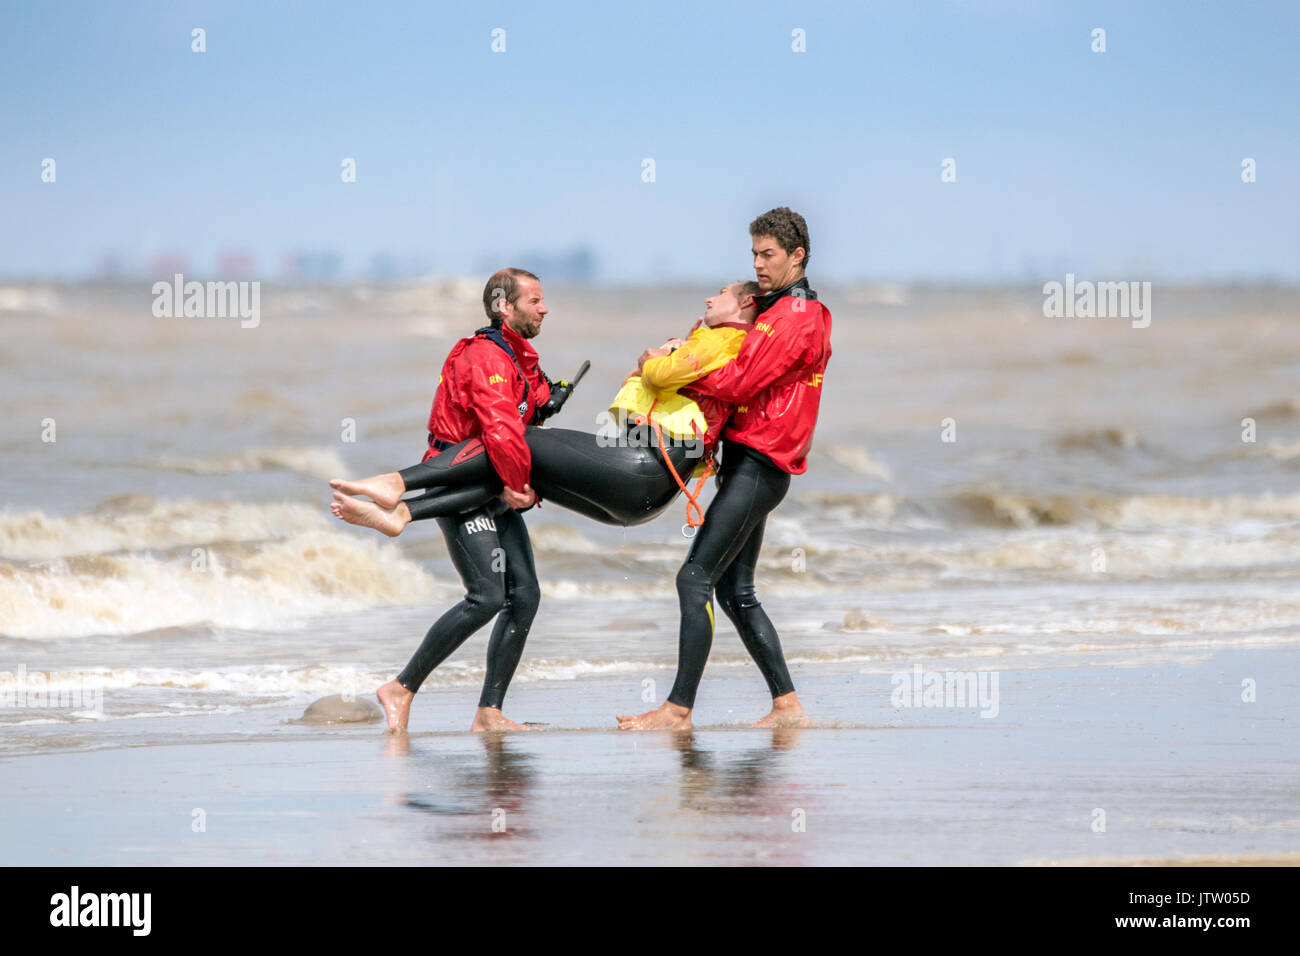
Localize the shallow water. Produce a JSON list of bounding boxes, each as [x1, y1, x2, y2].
[[1, 281, 1299, 738], [2, 649, 1297, 865]]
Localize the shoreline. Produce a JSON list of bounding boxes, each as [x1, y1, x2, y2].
[[3, 646, 1297, 865]]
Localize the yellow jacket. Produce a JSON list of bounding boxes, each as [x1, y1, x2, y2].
[[640, 323, 748, 392], [608, 323, 748, 455]]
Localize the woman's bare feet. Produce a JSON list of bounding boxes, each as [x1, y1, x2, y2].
[[331, 492, 411, 537], [753, 691, 811, 728], [471, 707, 538, 732], [377, 679, 415, 734], [329, 472, 406, 510], [616, 700, 693, 731]]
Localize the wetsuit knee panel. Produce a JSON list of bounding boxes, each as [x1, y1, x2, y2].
[[675, 560, 712, 600], [506, 579, 541, 620], [718, 582, 760, 613], [465, 573, 508, 612]]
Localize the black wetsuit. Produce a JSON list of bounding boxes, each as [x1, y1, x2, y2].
[[395, 497, 539, 706], [398, 426, 699, 526], [666, 441, 795, 708], [396, 426, 796, 709]]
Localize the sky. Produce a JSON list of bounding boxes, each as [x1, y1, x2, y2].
[[1, 0, 1297, 282]]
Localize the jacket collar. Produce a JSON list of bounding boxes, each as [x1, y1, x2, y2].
[[488, 319, 537, 358], [754, 276, 817, 315]]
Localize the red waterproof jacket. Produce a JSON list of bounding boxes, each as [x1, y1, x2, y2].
[[422, 322, 551, 493], [692, 278, 832, 474]]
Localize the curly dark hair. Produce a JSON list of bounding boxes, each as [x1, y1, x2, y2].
[[749, 207, 810, 271], [482, 268, 540, 323]]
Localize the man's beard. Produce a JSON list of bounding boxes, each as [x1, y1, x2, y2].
[[507, 314, 541, 339]]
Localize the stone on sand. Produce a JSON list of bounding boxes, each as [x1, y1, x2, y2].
[[295, 694, 383, 725]]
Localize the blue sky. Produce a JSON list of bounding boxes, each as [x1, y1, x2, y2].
[[2, 0, 1297, 281]]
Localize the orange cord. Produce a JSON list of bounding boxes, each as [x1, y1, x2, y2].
[[636, 408, 714, 528]]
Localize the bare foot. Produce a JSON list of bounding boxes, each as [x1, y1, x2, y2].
[[329, 472, 406, 510], [753, 691, 811, 728], [471, 707, 538, 732], [616, 701, 693, 731], [331, 492, 411, 537], [377, 679, 414, 734]]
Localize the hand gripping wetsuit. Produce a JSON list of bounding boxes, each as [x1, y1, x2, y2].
[[663, 277, 833, 708], [395, 320, 552, 707]]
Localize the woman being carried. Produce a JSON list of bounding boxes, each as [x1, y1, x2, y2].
[[330, 281, 759, 534]]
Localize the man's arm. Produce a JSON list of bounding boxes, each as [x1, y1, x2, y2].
[[526, 360, 553, 421], [695, 314, 815, 404], [641, 330, 737, 392], [462, 348, 532, 495]]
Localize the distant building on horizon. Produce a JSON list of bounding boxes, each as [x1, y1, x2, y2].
[[281, 250, 343, 282], [475, 245, 598, 283], [148, 251, 189, 278], [216, 250, 256, 278]]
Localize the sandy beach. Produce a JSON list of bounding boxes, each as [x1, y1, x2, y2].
[[3, 645, 1296, 866]]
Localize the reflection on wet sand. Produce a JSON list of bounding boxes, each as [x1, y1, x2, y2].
[[385, 733, 538, 844], [669, 728, 805, 808], [634, 728, 814, 864]]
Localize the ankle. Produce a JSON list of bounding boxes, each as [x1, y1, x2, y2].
[[771, 692, 801, 710], [385, 680, 414, 700]]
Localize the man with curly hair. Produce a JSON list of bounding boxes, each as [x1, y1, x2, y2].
[[618, 207, 833, 730]]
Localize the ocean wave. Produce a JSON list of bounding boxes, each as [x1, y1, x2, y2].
[[527, 523, 605, 555], [820, 444, 893, 480], [147, 445, 349, 480], [1210, 439, 1300, 463], [1246, 396, 1300, 421], [0, 285, 60, 313], [0, 657, 651, 705], [1056, 427, 1141, 452], [0, 497, 332, 560], [0, 530, 435, 639], [947, 488, 1300, 530]]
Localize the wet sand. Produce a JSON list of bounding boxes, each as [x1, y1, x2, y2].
[[3, 646, 1297, 866]]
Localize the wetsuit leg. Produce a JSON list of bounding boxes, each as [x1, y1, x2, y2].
[[666, 443, 790, 709], [525, 427, 695, 525], [405, 484, 497, 522], [396, 501, 512, 692], [477, 506, 540, 709], [398, 427, 697, 526], [716, 515, 795, 699], [399, 444, 499, 492]]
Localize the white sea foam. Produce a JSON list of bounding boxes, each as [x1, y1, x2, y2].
[[148, 446, 350, 480], [0, 498, 331, 560], [0, 529, 436, 639]]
